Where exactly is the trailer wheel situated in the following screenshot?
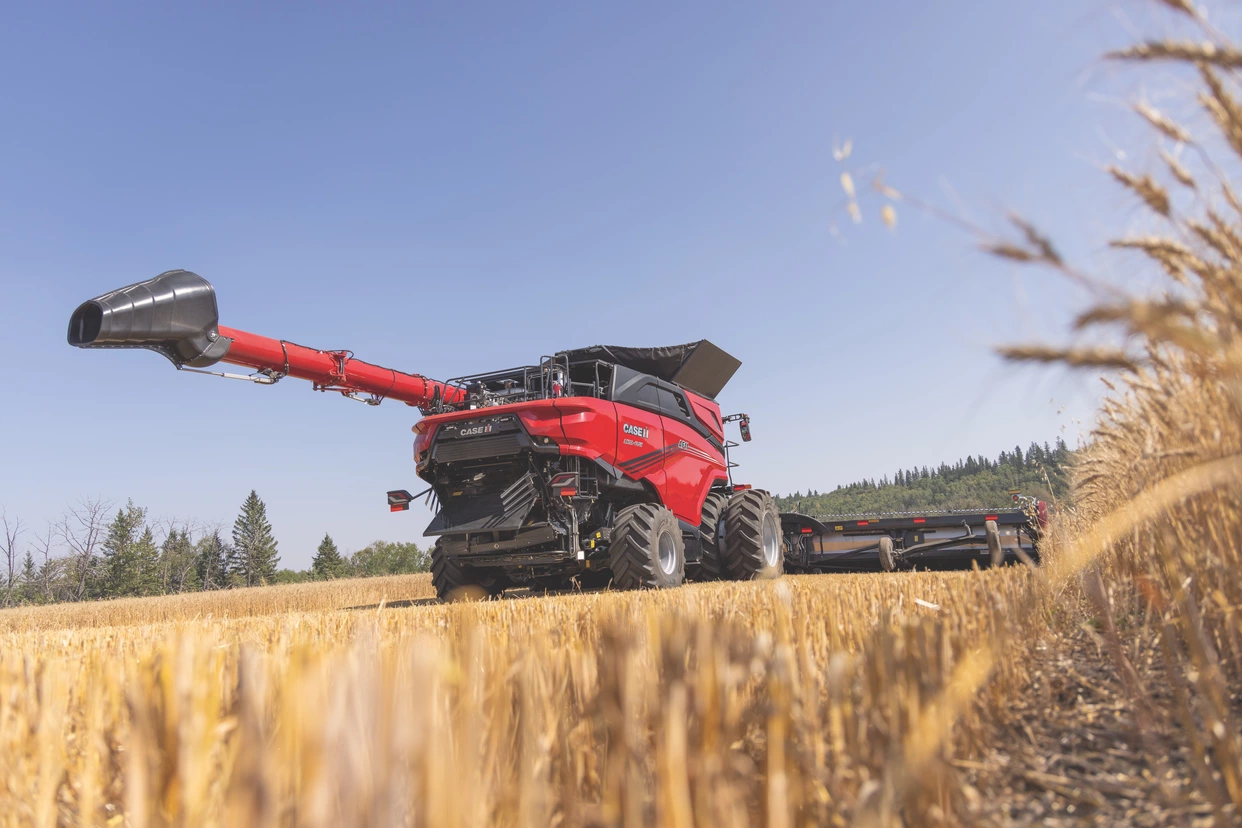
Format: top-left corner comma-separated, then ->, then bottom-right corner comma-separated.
431,539 -> 506,602
608,503 -> 685,589
722,489 -> 784,580
696,492 -> 729,580
878,536 -> 897,573
985,520 -> 1004,567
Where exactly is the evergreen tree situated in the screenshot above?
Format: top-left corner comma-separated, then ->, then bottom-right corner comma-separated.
1055,437 -> 1070,462
101,500 -> 147,598
311,533 -> 344,580
19,552 -> 36,605
159,529 -> 199,594
134,526 -> 161,596
776,443 -> 1074,516
231,491 -> 280,587
195,531 -> 230,591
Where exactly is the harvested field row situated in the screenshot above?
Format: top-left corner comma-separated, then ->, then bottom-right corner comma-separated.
0,570 -> 1038,826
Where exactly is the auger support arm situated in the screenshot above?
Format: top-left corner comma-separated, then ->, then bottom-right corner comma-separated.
68,270 -> 462,409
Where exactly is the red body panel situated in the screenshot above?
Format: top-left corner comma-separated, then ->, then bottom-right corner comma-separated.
553,398 -> 617,464
612,402 -> 665,478
685,392 -> 725,443
417,394 -> 728,524
660,412 -> 729,524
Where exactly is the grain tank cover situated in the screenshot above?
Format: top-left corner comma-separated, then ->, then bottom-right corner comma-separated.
670,340 -> 742,399
561,340 -> 741,399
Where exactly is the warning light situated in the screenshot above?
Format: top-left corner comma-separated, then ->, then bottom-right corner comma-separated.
386,489 -> 414,512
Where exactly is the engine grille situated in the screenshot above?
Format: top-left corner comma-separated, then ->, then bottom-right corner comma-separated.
432,432 -> 524,463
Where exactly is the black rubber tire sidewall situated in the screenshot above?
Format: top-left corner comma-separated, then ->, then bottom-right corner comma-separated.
722,489 -> 784,580
696,492 -> 729,580
431,539 -> 504,602
608,503 -> 686,590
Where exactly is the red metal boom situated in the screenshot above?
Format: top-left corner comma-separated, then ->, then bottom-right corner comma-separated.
217,326 -> 463,408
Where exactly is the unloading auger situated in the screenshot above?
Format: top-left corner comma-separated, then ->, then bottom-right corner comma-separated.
68,269 -> 464,409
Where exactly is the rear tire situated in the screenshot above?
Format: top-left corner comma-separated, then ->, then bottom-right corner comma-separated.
431,539 -> 506,602
985,520 -> 1004,567
878,536 -> 896,573
696,492 -> 729,580
722,489 -> 784,580
608,503 -> 685,590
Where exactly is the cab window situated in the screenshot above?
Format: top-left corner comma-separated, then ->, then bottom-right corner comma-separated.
658,387 -> 691,419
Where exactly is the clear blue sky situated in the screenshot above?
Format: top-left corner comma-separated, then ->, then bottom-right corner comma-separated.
0,2 -> 1169,567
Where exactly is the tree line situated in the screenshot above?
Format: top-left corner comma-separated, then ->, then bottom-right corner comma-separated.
0,490 -> 429,608
775,439 -> 1074,516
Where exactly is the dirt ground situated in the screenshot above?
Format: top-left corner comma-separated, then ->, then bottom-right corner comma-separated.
961,625 -> 1223,827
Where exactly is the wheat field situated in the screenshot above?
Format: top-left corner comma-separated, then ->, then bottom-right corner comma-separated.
13,3 -> 1242,825
0,570 -> 1045,826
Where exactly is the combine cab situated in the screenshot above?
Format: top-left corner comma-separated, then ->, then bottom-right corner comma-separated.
68,271 -> 784,600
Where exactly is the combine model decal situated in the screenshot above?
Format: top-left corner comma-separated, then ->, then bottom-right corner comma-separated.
618,442 -> 726,476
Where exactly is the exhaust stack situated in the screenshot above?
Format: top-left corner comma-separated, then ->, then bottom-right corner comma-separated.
67,270 -> 232,368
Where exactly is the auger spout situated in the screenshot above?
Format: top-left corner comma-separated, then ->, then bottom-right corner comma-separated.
67,269 -> 231,367
68,270 -> 462,409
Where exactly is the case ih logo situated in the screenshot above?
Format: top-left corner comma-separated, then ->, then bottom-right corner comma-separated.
623,423 -> 650,439
459,424 -> 493,437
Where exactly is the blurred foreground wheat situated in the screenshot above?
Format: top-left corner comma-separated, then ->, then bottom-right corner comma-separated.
985,2 -> 1242,823
0,571 -> 1041,826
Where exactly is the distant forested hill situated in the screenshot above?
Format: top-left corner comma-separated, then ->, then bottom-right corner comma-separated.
774,439 -> 1074,516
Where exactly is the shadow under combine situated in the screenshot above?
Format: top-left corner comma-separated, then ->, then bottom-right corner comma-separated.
344,588 -> 575,612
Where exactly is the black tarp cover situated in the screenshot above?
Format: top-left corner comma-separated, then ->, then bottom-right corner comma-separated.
559,341 -> 741,399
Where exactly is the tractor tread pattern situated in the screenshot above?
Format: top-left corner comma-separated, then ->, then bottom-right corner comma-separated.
609,503 -> 684,590
431,539 -> 502,602
722,489 -> 784,580
697,492 -> 729,580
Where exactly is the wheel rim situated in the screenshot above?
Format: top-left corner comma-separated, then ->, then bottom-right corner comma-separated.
761,513 -> 781,568
657,530 -> 678,575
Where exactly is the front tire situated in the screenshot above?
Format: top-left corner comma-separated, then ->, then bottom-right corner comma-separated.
608,503 -> 685,590
722,489 -> 784,580
431,539 -> 506,602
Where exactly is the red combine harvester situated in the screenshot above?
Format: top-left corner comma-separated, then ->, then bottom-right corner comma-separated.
68,271 -> 784,600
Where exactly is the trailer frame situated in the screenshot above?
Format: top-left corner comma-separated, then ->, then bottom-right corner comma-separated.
780,502 -> 1044,572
